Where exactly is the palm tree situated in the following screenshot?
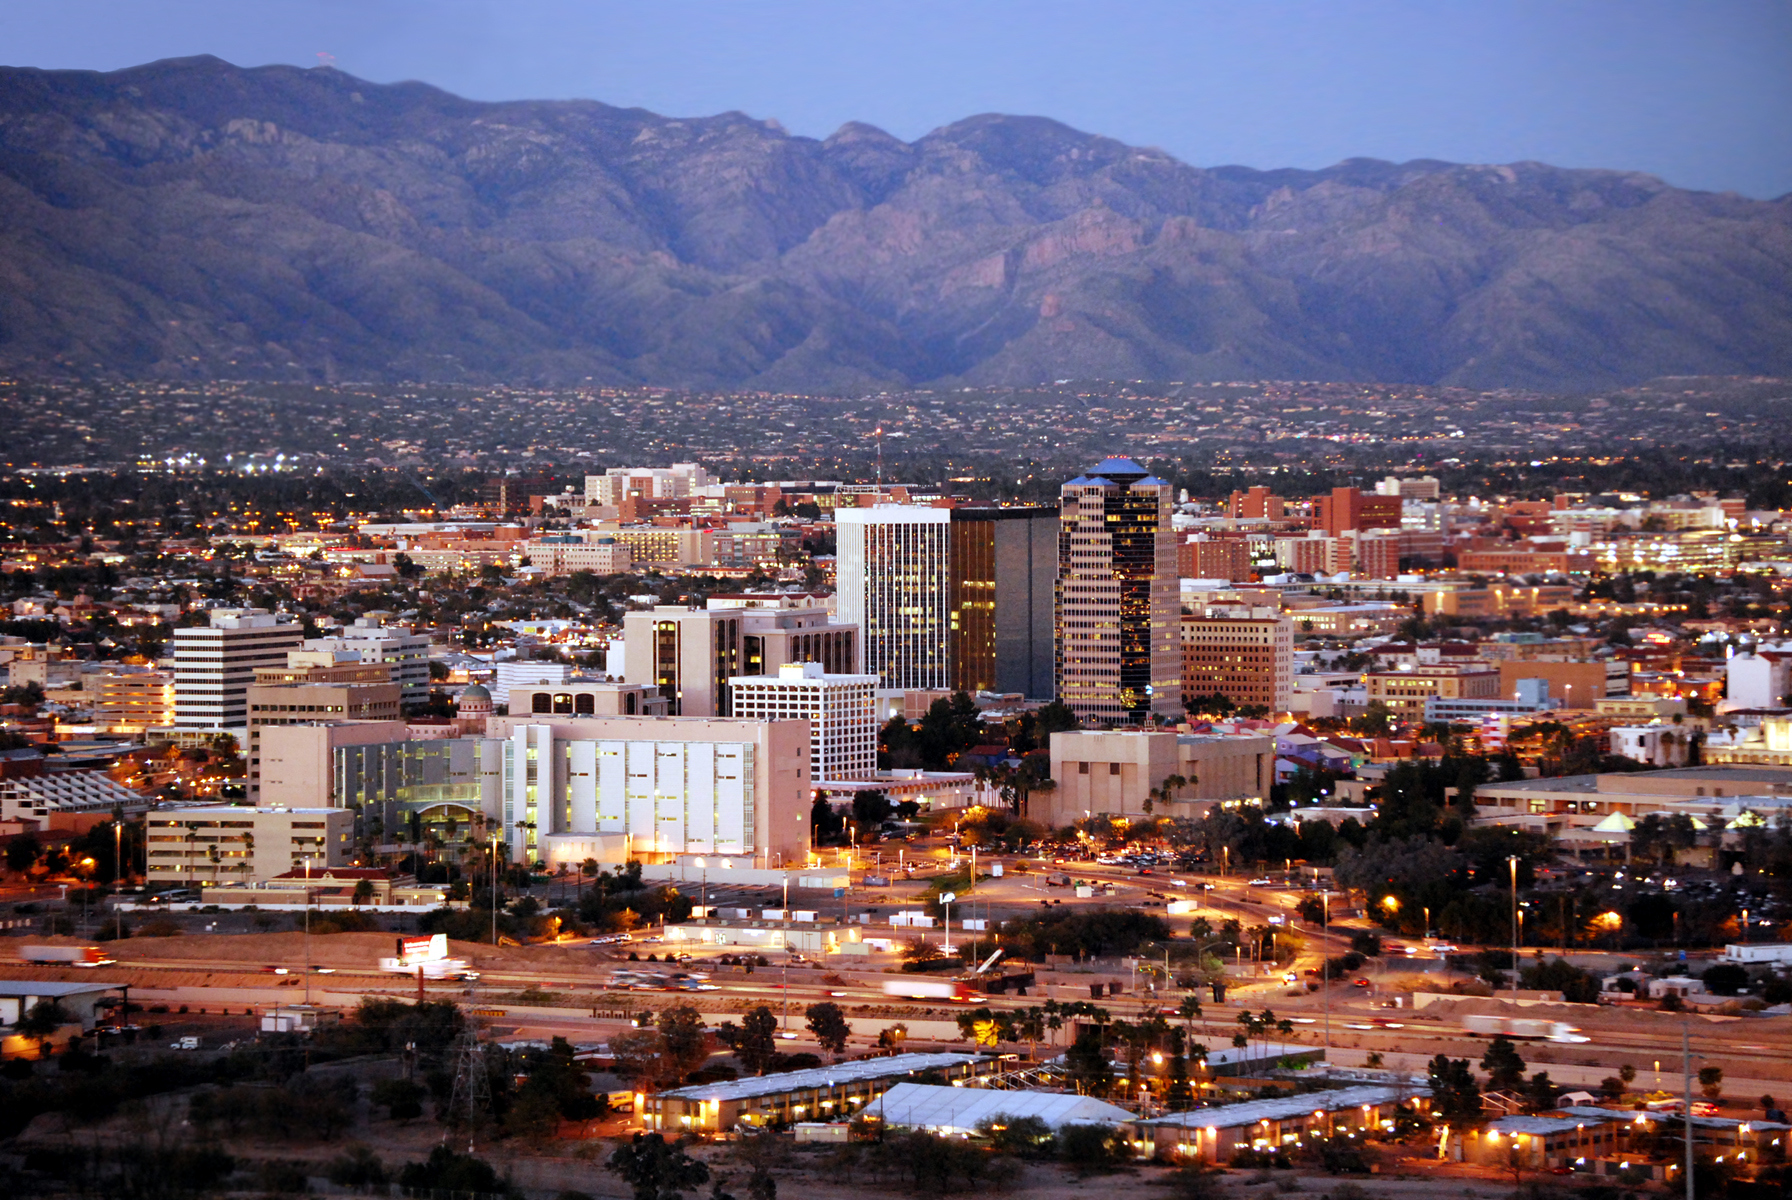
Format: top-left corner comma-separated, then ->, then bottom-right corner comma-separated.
239,831 -> 254,886
1145,772 -> 1194,815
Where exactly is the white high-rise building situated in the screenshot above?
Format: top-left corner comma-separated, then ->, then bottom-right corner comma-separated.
584,463 -> 711,506
729,662 -> 878,782
835,505 -> 951,691
173,609 -> 304,730
305,617 -> 431,706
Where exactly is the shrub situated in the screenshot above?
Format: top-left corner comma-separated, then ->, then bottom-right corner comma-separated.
398,1147 -> 504,1196
325,1144 -> 387,1191
1057,1123 -> 1121,1174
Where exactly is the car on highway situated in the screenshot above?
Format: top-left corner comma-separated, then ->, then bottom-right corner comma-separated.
1248,877 -> 1273,886
1352,978 -> 1371,988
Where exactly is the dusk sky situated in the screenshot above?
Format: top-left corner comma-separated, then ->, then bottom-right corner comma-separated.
4,0 -> 1789,198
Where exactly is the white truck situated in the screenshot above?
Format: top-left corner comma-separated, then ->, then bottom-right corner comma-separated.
881,978 -> 983,1002
21,944 -> 110,966
1461,1014 -> 1589,1043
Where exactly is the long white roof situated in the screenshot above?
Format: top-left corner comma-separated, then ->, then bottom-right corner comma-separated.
865,1082 -> 1136,1130
659,1052 -> 983,1103
1140,1084 -> 1431,1130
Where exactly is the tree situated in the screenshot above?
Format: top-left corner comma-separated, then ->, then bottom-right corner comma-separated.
1033,699 -> 1080,740
804,1002 -> 851,1058
1146,772 -> 1192,816
1427,1055 -> 1482,1119
14,999 -> 72,1054
611,1027 -> 667,1092
1525,1071 -> 1558,1112
370,1077 -> 426,1122
352,878 -> 374,906
5,833 -> 40,874
1698,1066 -> 1724,1101
607,1133 -> 710,1200
736,1006 -> 779,1076
1480,1036 -> 1526,1091
658,1005 -> 714,1085
1065,1027 -> 1113,1095
850,790 -> 891,832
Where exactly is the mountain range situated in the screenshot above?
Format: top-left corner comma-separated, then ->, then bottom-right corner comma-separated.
1,56 -> 1788,392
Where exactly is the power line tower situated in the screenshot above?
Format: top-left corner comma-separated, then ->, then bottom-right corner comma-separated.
443,1023 -> 491,1150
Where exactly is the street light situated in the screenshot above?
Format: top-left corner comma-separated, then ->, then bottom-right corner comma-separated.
940,891 -> 957,955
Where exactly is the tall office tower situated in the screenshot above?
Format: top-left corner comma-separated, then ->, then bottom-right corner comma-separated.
622,598 -> 857,717
173,609 -> 304,730
730,662 -> 879,782
835,505 -> 951,691
947,506 -> 1058,698
1056,458 -> 1181,724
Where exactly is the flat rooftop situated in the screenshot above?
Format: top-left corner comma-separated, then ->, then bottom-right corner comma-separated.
658,1052 -> 985,1103
1140,1083 -> 1432,1130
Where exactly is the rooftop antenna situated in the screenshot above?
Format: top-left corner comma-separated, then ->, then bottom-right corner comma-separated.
875,427 -> 884,488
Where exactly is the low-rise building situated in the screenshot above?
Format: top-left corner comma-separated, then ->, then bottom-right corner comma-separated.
1365,664 -> 1500,722
0,773 -> 149,827
643,1052 -> 995,1132
145,805 -> 353,888
1128,1084 -> 1431,1163
1045,729 -> 1273,824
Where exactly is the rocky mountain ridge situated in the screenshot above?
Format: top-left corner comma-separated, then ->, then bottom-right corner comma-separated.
0,55 -> 1787,391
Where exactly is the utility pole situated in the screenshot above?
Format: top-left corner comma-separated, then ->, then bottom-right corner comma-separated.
1321,891 -> 1332,1066
303,856 -> 312,1006
1683,1024 -> 1695,1200
1508,855 -> 1520,997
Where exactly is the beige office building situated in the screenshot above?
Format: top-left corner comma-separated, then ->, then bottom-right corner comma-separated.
246,680 -> 403,800
93,669 -> 174,733
146,804 -> 354,887
257,720 -> 411,809
1365,664 -> 1501,722
1044,729 -> 1273,824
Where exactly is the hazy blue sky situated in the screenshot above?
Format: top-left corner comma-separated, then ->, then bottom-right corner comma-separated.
5,1 -> 1789,197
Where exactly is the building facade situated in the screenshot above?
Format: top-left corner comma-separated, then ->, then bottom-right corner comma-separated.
468,715 -> 812,868
1043,729 -> 1274,824
947,506 -> 1058,699
728,663 -> 878,782
1180,607 -> 1294,713
145,805 -> 353,886
1056,458 -> 1181,723
246,681 -> 403,800
304,618 -> 431,706
173,609 -> 305,730
93,668 -> 174,734
1365,664 -> 1501,722
622,600 -> 858,718
835,505 -> 952,692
